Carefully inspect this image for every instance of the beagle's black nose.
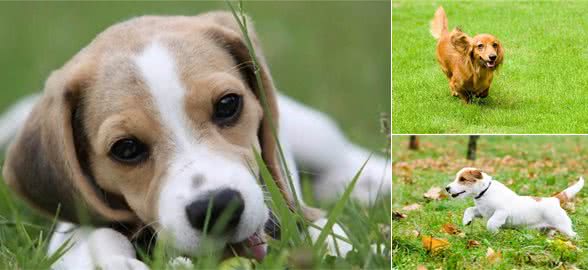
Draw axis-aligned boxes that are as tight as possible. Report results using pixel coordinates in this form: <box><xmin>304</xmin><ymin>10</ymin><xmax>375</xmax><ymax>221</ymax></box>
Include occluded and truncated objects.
<box><xmin>489</xmin><ymin>54</ymin><xmax>497</xmax><ymax>61</ymax></box>
<box><xmin>185</xmin><ymin>189</ymin><xmax>244</xmax><ymax>234</ymax></box>
<box><xmin>445</xmin><ymin>186</ymin><xmax>451</xmax><ymax>192</ymax></box>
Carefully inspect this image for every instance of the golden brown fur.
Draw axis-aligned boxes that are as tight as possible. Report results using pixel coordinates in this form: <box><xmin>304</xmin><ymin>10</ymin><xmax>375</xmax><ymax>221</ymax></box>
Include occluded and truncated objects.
<box><xmin>431</xmin><ymin>6</ymin><xmax>504</xmax><ymax>103</ymax></box>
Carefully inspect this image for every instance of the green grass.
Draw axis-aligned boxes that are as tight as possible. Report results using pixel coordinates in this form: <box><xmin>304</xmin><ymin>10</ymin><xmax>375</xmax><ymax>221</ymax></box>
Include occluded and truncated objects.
<box><xmin>392</xmin><ymin>135</ymin><xmax>588</xmax><ymax>269</ymax></box>
<box><xmin>392</xmin><ymin>1</ymin><xmax>588</xmax><ymax>133</ymax></box>
<box><xmin>0</xmin><ymin>2</ymin><xmax>390</xmax><ymax>269</ymax></box>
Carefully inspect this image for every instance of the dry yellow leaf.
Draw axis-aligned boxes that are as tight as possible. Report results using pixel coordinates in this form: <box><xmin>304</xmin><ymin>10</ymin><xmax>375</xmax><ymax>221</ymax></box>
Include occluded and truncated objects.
<box><xmin>486</xmin><ymin>247</ymin><xmax>502</xmax><ymax>264</ymax></box>
<box><xmin>421</xmin><ymin>235</ymin><xmax>450</xmax><ymax>254</ymax></box>
<box><xmin>423</xmin><ymin>187</ymin><xmax>447</xmax><ymax>200</ymax></box>
<box><xmin>553</xmin><ymin>239</ymin><xmax>578</xmax><ymax>251</ymax></box>
<box><xmin>402</xmin><ymin>203</ymin><xmax>422</xmax><ymax>212</ymax></box>
<box><xmin>441</xmin><ymin>223</ymin><xmax>461</xmax><ymax>235</ymax></box>
<box><xmin>467</xmin><ymin>240</ymin><xmax>480</xmax><ymax>249</ymax></box>
<box><xmin>393</xmin><ymin>211</ymin><xmax>407</xmax><ymax>220</ymax></box>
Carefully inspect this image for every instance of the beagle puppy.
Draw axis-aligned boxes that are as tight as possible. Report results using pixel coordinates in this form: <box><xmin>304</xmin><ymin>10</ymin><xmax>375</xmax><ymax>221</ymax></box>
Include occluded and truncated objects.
<box><xmin>446</xmin><ymin>167</ymin><xmax>583</xmax><ymax>238</ymax></box>
<box><xmin>0</xmin><ymin>11</ymin><xmax>390</xmax><ymax>269</ymax></box>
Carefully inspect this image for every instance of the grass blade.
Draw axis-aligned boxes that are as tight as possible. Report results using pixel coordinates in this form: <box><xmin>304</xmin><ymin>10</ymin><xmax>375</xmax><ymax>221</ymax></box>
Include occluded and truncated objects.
<box><xmin>312</xmin><ymin>156</ymin><xmax>370</xmax><ymax>254</ymax></box>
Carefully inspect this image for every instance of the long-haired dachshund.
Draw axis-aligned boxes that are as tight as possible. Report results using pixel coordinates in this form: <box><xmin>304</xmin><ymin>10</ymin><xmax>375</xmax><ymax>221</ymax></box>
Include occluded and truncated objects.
<box><xmin>430</xmin><ymin>6</ymin><xmax>503</xmax><ymax>103</ymax></box>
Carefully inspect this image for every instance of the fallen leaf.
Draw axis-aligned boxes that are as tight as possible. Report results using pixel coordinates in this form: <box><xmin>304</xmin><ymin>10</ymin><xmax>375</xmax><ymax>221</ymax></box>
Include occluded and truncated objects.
<box><xmin>411</xmin><ymin>230</ymin><xmax>420</xmax><ymax>237</ymax></box>
<box><xmin>506</xmin><ymin>179</ymin><xmax>514</xmax><ymax>186</ymax></box>
<box><xmin>552</xmin><ymin>239</ymin><xmax>579</xmax><ymax>251</ymax></box>
<box><xmin>441</xmin><ymin>223</ymin><xmax>461</xmax><ymax>235</ymax></box>
<box><xmin>416</xmin><ymin>265</ymin><xmax>427</xmax><ymax>270</ymax></box>
<box><xmin>421</xmin><ymin>235</ymin><xmax>450</xmax><ymax>254</ymax></box>
<box><xmin>467</xmin><ymin>240</ymin><xmax>480</xmax><ymax>248</ymax></box>
<box><xmin>423</xmin><ymin>187</ymin><xmax>447</xmax><ymax>200</ymax></box>
<box><xmin>395</xmin><ymin>162</ymin><xmax>414</xmax><ymax>184</ymax></box>
<box><xmin>392</xmin><ymin>211</ymin><xmax>407</xmax><ymax>220</ymax></box>
<box><xmin>402</xmin><ymin>203</ymin><xmax>422</xmax><ymax>212</ymax></box>
<box><xmin>486</xmin><ymin>247</ymin><xmax>502</xmax><ymax>264</ymax></box>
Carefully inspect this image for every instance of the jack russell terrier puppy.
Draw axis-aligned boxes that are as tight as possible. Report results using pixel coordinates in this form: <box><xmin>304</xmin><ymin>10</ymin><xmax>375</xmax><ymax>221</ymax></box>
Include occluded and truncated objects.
<box><xmin>446</xmin><ymin>167</ymin><xmax>583</xmax><ymax>238</ymax></box>
<box><xmin>0</xmin><ymin>12</ymin><xmax>390</xmax><ymax>270</ymax></box>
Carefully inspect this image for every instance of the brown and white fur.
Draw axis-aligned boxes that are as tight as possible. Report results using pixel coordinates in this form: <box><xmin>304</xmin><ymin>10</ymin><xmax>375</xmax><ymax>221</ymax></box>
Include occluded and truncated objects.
<box><xmin>431</xmin><ymin>6</ymin><xmax>504</xmax><ymax>103</ymax></box>
<box><xmin>0</xmin><ymin>12</ymin><xmax>390</xmax><ymax>269</ymax></box>
<box><xmin>446</xmin><ymin>167</ymin><xmax>583</xmax><ymax>238</ymax></box>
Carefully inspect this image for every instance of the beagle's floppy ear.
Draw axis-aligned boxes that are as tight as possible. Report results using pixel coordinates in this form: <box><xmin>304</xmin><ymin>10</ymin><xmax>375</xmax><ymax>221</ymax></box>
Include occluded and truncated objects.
<box><xmin>2</xmin><ymin>61</ymin><xmax>136</xmax><ymax>224</ymax></box>
<box><xmin>203</xmin><ymin>12</ymin><xmax>324</xmax><ymax>221</ymax></box>
<box><xmin>450</xmin><ymin>28</ymin><xmax>473</xmax><ymax>57</ymax></box>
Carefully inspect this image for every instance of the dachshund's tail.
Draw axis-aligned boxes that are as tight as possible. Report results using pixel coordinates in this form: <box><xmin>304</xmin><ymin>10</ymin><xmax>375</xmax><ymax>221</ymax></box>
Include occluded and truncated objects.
<box><xmin>430</xmin><ymin>6</ymin><xmax>448</xmax><ymax>39</ymax></box>
<box><xmin>0</xmin><ymin>94</ymin><xmax>40</xmax><ymax>149</ymax></box>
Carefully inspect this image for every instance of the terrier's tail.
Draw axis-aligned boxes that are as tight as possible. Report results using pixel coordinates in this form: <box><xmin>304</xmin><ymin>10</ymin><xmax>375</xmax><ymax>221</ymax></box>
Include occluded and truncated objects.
<box><xmin>0</xmin><ymin>94</ymin><xmax>40</xmax><ymax>149</ymax></box>
<box><xmin>553</xmin><ymin>176</ymin><xmax>584</xmax><ymax>205</ymax></box>
<box><xmin>430</xmin><ymin>6</ymin><xmax>448</xmax><ymax>39</ymax></box>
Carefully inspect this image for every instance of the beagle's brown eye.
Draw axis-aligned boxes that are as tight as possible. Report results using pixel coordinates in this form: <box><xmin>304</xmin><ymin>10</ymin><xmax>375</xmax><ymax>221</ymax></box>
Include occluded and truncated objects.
<box><xmin>213</xmin><ymin>94</ymin><xmax>242</xmax><ymax>126</ymax></box>
<box><xmin>492</xmin><ymin>43</ymin><xmax>498</xmax><ymax>48</ymax></box>
<box><xmin>477</xmin><ymin>44</ymin><xmax>484</xmax><ymax>50</ymax></box>
<box><xmin>110</xmin><ymin>138</ymin><xmax>149</xmax><ymax>164</ymax></box>
<box><xmin>459</xmin><ymin>177</ymin><xmax>466</xmax><ymax>182</ymax></box>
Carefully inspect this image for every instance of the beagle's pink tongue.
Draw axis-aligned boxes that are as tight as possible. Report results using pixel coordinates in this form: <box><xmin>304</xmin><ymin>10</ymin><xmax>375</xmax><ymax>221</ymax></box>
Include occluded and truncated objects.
<box><xmin>246</xmin><ymin>233</ymin><xmax>267</xmax><ymax>261</ymax></box>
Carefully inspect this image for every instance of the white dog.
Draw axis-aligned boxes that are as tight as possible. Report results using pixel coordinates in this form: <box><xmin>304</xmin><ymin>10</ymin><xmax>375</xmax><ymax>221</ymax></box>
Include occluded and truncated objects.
<box><xmin>0</xmin><ymin>12</ymin><xmax>390</xmax><ymax>270</ymax></box>
<box><xmin>446</xmin><ymin>167</ymin><xmax>583</xmax><ymax>238</ymax></box>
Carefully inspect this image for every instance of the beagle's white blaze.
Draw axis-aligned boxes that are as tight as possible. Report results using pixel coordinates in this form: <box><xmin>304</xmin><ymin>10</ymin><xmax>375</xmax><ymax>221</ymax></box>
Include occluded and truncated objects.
<box><xmin>134</xmin><ymin>41</ymin><xmax>268</xmax><ymax>254</ymax></box>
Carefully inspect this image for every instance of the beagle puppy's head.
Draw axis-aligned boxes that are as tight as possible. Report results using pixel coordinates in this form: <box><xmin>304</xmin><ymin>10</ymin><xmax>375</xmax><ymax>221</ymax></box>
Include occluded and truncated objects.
<box><xmin>445</xmin><ymin>167</ymin><xmax>490</xmax><ymax>199</ymax></box>
<box><xmin>2</xmin><ymin>12</ymin><xmax>321</xmax><ymax>259</ymax></box>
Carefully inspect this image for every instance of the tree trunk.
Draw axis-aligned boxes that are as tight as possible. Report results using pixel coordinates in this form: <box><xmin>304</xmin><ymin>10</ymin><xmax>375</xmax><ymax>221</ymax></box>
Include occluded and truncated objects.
<box><xmin>467</xmin><ymin>135</ymin><xmax>480</xmax><ymax>160</ymax></box>
<box><xmin>409</xmin><ymin>135</ymin><xmax>419</xmax><ymax>150</ymax></box>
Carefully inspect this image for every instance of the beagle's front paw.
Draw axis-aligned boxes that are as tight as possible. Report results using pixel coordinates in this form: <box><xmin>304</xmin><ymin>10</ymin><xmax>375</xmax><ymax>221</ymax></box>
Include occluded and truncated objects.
<box><xmin>308</xmin><ymin>218</ymin><xmax>352</xmax><ymax>257</ymax></box>
<box><xmin>315</xmin><ymin>149</ymin><xmax>391</xmax><ymax>205</ymax></box>
<box><xmin>99</xmin><ymin>256</ymin><xmax>150</xmax><ymax>270</ymax></box>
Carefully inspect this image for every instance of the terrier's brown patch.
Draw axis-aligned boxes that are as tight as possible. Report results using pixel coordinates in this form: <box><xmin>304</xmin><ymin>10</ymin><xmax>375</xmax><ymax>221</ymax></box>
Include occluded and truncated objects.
<box><xmin>553</xmin><ymin>192</ymin><xmax>569</xmax><ymax>206</ymax></box>
<box><xmin>458</xmin><ymin>169</ymin><xmax>483</xmax><ymax>185</ymax></box>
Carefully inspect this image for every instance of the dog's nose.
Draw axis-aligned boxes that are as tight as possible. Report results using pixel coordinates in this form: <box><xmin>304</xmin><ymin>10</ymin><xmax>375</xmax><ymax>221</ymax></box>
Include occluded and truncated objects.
<box><xmin>445</xmin><ymin>186</ymin><xmax>451</xmax><ymax>192</ymax></box>
<box><xmin>489</xmin><ymin>54</ymin><xmax>497</xmax><ymax>61</ymax></box>
<box><xmin>185</xmin><ymin>189</ymin><xmax>245</xmax><ymax>234</ymax></box>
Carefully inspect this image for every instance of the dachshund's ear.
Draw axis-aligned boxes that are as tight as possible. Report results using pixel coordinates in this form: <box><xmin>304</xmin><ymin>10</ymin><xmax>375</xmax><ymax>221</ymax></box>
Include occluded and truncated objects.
<box><xmin>496</xmin><ymin>40</ymin><xmax>504</xmax><ymax>67</ymax></box>
<box><xmin>2</xmin><ymin>61</ymin><xmax>136</xmax><ymax>224</ymax></box>
<box><xmin>450</xmin><ymin>28</ymin><xmax>473</xmax><ymax>56</ymax></box>
<box><xmin>202</xmin><ymin>12</ymin><xmax>324</xmax><ymax>222</ymax></box>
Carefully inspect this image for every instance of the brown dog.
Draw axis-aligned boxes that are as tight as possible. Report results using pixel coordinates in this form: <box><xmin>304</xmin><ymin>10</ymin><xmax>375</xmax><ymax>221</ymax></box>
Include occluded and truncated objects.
<box><xmin>430</xmin><ymin>6</ymin><xmax>503</xmax><ymax>103</ymax></box>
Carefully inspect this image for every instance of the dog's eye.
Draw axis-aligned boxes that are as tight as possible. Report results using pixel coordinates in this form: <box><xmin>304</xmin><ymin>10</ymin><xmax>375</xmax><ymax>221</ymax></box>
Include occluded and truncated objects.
<box><xmin>459</xmin><ymin>177</ymin><xmax>466</xmax><ymax>182</ymax></box>
<box><xmin>213</xmin><ymin>93</ymin><xmax>243</xmax><ymax>126</ymax></box>
<box><xmin>477</xmin><ymin>44</ymin><xmax>484</xmax><ymax>50</ymax></box>
<box><xmin>492</xmin><ymin>43</ymin><xmax>498</xmax><ymax>48</ymax></box>
<box><xmin>109</xmin><ymin>138</ymin><xmax>149</xmax><ymax>164</ymax></box>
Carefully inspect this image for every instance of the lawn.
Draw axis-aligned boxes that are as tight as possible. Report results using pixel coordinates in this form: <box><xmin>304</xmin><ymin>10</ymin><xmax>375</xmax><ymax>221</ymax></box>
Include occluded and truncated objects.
<box><xmin>392</xmin><ymin>1</ymin><xmax>588</xmax><ymax>134</ymax></box>
<box><xmin>0</xmin><ymin>2</ymin><xmax>391</xmax><ymax>269</ymax></box>
<box><xmin>392</xmin><ymin>135</ymin><xmax>588</xmax><ymax>269</ymax></box>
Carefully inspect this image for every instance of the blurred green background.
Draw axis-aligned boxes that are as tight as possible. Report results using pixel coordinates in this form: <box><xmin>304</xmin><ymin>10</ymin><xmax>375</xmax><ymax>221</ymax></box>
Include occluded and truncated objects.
<box><xmin>0</xmin><ymin>1</ymin><xmax>390</xmax><ymax>151</ymax></box>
